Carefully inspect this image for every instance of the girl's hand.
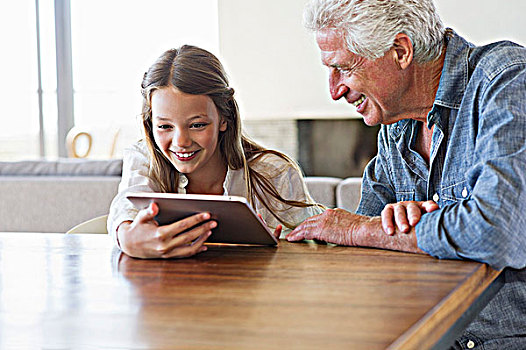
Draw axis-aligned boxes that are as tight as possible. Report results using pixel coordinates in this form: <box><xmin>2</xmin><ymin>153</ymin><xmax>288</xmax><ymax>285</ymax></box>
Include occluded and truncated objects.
<box><xmin>257</xmin><ymin>213</ymin><xmax>282</xmax><ymax>239</ymax></box>
<box><xmin>381</xmin><ymin>200</ymin><xmax>439</xmax><ymax>235</ymax></box>
<box><xmin>117</xmin><ymin>202</ymin><xmax>216</xmax><ymax>259</ymax></box>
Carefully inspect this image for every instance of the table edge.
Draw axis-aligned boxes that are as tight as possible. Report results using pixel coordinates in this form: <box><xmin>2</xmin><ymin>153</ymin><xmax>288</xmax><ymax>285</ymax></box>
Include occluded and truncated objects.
<box><xmin>387</xmin><ymin>263</ymin><xmax>501</xmax><ymax>350</ymax></box>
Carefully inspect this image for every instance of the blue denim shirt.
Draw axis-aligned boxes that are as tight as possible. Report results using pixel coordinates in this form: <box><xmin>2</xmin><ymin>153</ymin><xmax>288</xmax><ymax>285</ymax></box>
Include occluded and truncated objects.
<box><xmin>357</xmin><ymin>30</ymin><xmax>526</xmax><ymax>349</ymax></box>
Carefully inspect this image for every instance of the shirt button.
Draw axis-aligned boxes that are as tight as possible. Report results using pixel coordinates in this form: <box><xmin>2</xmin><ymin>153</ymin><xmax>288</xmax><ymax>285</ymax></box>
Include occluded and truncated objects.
<box><xmin>433</xmin><ymin>193</ymin><xmax>439</xmax><ymax>202</ymax></box>
<box><xmin>462</xmin><ymin>187</ymin><xmax>468</xmax><ymax>198</ymax></box>
<box><xmin>467</xmin><ymin>339</ymin><xmax>475</xmax><ymax>348</ymax></box>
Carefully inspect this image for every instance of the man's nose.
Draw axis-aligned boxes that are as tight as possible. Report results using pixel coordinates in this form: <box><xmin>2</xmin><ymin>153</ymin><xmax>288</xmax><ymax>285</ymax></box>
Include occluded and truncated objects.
<box><xmin>329</xmin><ymin>71</ymin><xmax>349</xmax><ymax>101</ymax></box>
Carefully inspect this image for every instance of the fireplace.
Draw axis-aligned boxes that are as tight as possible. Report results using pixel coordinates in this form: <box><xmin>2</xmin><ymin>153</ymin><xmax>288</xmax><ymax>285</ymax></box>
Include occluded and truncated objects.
<box><xmin>297</xmin><ymin>119</ymin><xmax>379</xmax><ymax>178</ymax></box>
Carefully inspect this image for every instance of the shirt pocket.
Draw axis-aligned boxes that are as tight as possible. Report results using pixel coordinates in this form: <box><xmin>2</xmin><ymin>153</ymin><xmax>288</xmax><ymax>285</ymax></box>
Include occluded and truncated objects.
<box><xmin>395</xmin><ymin>189</ymin><xmax>415</xmax><ymax>202</ymax></box>
<box><xmin>441</xmin><ymin>180</ymin><xmax>470</xmax><ymax>205</ymax></box>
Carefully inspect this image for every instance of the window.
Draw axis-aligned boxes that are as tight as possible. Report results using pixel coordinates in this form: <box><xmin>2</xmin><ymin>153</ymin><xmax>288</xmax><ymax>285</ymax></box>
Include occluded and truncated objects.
<box><xmin>0</xmin><ymin>0</ymin><xmax>219</xmax><ymax>160</ymax></box>
<box><xmin>0</xmin><ymin>0</ymin><xmax>57</xmax><ymax>160</ymax></box>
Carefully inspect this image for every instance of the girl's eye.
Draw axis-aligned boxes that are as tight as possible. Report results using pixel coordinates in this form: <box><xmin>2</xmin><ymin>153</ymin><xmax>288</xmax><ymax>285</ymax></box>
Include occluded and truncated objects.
<box><xmin>157</xmin><ymin>124</ymin><xmax>173</xmax><ymax>130</ymax></box>
<box><xmin>190</xmin><ymin>122</ymin><xmax>208</xmax><ymax>129</ymax></box>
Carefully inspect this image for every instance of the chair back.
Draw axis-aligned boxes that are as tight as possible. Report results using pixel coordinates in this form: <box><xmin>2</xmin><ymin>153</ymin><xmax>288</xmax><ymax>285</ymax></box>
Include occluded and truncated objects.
<box><xmin>66</xmin><ymin>215</ymin><xmax>108</xmax><ymax>234</ymax></box>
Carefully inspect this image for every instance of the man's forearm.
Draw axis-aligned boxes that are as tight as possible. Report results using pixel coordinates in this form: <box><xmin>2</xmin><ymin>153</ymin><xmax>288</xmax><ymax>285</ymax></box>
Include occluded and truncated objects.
<box><xmin>352</xmin><ymin>216</ymin><xmax>426</xmax><ymax>254</ymax></box>
<box><xmin>286</xmin><ymin>209</ymin><xmax>426</xmax><ymax>254</ymax></box>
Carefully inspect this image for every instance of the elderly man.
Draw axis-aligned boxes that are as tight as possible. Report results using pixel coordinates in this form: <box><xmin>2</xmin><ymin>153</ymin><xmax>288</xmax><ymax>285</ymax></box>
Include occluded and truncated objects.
<box><xmin>286</xmin><ymin>0</ymin><xmax>526</xmax><ymax>348</ymax></box>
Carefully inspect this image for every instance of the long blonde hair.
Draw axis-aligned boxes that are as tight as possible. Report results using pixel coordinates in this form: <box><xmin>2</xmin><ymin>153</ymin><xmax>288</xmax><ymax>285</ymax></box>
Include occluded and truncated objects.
<box><xmin>140</xmin><ymin>45</ymin><xmax>319</xmax><ymax>229</ymax></box>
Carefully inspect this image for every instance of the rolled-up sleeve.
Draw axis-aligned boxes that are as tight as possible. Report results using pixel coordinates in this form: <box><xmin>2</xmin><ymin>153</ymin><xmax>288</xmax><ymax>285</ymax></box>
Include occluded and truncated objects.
<box><xmin>416</xmin><ymin>64</ymin><xmax>526</xmax><ymax>270</ymax></box>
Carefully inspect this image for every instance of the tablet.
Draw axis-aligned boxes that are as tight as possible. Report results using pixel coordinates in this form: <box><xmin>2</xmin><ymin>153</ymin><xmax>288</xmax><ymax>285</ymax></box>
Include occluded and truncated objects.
<box><xmin>126</xmin><ymin>192</ymin><xmax>278</xmax><ymax>246</ymax></box>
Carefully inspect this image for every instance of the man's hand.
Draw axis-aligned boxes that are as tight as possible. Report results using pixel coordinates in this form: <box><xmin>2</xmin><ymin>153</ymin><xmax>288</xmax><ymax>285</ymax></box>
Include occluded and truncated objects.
<box><xmin>286</xmin><ymin>208</ymin><xmax>426</xmax><ymax>254</ymax></box>
<box><xmin>381</xmin><ymin>200</ymin><xmax>439</xmax><ymax>235</ymax></box>
<box><xmin>285</xmin><ymin>209</ymin><xmax>365</xmax><ymax>245</ymax></box>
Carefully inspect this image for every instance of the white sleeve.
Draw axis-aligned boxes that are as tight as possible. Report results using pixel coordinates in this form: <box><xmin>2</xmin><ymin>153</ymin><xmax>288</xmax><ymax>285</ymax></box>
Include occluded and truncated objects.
<box><xmin>107</xmin><ymin>141</ymin><xmax>157</xmax><ymax>246</ymax></box>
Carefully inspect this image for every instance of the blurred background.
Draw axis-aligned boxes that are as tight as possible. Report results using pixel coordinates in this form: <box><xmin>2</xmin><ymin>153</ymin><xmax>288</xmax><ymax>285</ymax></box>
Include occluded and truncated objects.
<box><xmin>1</xmin><ymin>0</ymin><xmax>525</xmax><ymax>177</ymax></box>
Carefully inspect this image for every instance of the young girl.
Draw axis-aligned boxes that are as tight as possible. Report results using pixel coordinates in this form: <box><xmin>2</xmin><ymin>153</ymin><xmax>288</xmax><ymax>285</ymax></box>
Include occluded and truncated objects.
<box><xmin>108</xmin><ymin>45</ymin><xmax>323</xmax><ymax>259</ymax></box>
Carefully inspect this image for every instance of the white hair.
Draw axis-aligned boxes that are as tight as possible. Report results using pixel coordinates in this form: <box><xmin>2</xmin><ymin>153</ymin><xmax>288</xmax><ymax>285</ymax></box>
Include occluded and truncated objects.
<box><xmin>304</xmin><ymin>0</ymin><xmax>446</xmax><ymax>63</ymax></box>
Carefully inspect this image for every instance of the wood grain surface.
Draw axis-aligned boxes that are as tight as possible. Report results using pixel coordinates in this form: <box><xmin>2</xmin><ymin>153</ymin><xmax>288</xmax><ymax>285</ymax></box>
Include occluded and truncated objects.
<box><xmin>0</xmin><ymin>232</ymin><xmax>499</xmax><ymax>349</ymax></box>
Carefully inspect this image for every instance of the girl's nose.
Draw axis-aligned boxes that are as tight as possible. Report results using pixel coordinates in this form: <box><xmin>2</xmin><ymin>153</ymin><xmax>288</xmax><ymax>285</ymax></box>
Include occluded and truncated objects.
<box><xmin>173</xmin><ymin>128</ymin><xmax>192</xmax><ymax>148</ymax></box>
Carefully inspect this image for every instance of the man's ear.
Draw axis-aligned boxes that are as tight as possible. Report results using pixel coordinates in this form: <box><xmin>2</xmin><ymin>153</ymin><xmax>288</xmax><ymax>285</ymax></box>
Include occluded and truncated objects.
<box><xmin>392</xmin><ymin>33</ymin><xmax>413</xmax><ymax>70</ymax></box>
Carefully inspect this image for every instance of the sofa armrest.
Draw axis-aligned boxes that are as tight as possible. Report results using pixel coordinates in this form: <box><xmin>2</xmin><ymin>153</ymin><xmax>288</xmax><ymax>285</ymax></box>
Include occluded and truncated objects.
<box><xmin>0</xmin><ymin>176</ymin><xmax>120</xmax><ymax>233</ymax></box>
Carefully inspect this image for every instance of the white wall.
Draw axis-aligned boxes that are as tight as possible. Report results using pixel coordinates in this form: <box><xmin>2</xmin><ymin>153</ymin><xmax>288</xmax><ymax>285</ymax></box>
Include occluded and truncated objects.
<box><xmin>218</xmin><ymin>0</ymin><xmax>354</xmax><ymax>120</ymax></box>
<box><xmin>435</xmin><ymin>0</ymin><xmax>526</xmax><ymax>46</ymax></box>
<box><xmin>218</xmin><ymin>0</ymin><xmax>526</xmax><ymax>120</ymax></box>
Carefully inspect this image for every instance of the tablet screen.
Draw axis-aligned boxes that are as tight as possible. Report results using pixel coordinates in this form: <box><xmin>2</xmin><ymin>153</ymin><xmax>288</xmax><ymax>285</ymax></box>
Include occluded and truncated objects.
<box><xmin>126</xmin><ymin>192</ymin><xmax>278</xmax><ymax>246</ymax></box>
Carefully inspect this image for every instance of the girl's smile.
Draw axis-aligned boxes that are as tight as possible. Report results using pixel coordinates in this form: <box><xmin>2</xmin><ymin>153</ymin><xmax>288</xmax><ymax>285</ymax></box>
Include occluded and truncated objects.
<box><xmin>171</xmin><ymin>150</ymin><xmax>200</xmax><ymax>161</ymax></box>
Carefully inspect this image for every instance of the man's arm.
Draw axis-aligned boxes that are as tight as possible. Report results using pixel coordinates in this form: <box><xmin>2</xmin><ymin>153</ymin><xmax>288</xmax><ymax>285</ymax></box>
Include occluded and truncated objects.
<box><xmin>416</xmin><ymin>62</ymin><xmax>526</xmax><ymax>270</ymax></box>
<box><xmin>284</xmin><ymin>125</ymin><xmax>426</xmax><ymax>253</ymax></box>
<box><xmin>285</xmin><ymin>208</ymin><xmax>425</xmax><ymax>254</ymax></box>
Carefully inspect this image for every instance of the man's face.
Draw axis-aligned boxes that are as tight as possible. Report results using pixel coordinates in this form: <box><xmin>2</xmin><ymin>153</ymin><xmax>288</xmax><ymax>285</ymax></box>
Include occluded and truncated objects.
<box><xmin>316</xmin><ymin>29</ymin><xmax>407</xmax><ymax>126</ymax></box>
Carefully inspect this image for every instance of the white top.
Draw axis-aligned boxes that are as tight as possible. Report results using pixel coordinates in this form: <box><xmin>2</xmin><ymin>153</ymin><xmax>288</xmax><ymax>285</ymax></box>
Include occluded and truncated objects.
<box><xmin>107</xmin><ymin>141</ymin><xmax>322</xmax><ymax>246</ymax></box>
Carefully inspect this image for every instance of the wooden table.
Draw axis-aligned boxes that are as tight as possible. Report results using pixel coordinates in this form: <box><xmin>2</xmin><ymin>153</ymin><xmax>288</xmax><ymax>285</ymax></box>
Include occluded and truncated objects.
<box><xmin>0</xmin><ymin>232</ymin><xmax>500</xmax><ymax>349</ymax></box>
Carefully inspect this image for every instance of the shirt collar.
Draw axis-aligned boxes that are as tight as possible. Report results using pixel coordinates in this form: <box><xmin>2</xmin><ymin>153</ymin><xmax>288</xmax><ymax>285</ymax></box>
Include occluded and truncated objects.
<box><xmin>178</xmin><ymin>173</ymin><xmax>189</xmax><ymax>193</ymax></box>
<box><xmin>177</xmin><ymin>167</ymin><xmax>238</xmax><ymax>195</ymax></box>
<box><xmin>389</xmin><ymin>29</ymin><xmax>473</xmax><ymax>140</ymax></box>
<box><xmin>433</xmin><ymin>28</ymin><xmax>474</xmax><ymax>110</ymax></box>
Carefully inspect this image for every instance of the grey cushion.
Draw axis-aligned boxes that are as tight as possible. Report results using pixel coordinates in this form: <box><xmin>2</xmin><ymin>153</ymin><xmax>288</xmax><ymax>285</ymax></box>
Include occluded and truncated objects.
<box><xmin>336</xmin><ymin>177</ymin><xmax>362</xmax><ymax>212</ymax></box>
<box><xmin>0</xmin><ymin>158</ymin><xmax>123</xmax><ymax>176</ymax></box>
<box><xmin>305</xmin><ymin>176</ymin><xmax>342</xmax><ymax>208</ymax></box>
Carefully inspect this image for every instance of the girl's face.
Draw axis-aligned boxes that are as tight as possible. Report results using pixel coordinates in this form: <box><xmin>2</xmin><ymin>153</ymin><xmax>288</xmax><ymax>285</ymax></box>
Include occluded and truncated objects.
<box><xmin>151</xmin><ymin>86</ymin><xmax>227</xmax><ymax>179</ymax></box>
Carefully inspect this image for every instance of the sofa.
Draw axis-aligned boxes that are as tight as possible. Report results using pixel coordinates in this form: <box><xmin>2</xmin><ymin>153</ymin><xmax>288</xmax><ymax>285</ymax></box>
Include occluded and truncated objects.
<box><xmin>0</xmin><ymin>159</ymin><xmax>362</xmax><ymax>233</ymax></box>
